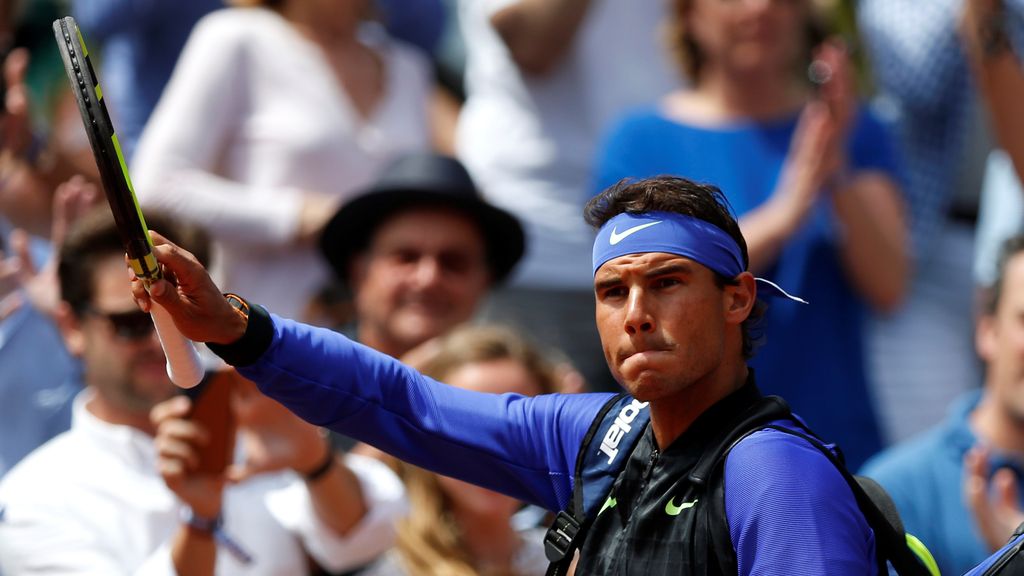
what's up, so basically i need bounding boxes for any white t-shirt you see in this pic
[456,0,679,289]
[132,8,432,320]
[0,391,408,575]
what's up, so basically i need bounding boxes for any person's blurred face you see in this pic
[978,253,1024,422]
[351,208,491,356]
[435,358,545,518]
[70,255,175,415]
[595,253,737,402]
[685,0,809,79]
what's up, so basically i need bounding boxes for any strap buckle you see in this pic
[544,510,581,563]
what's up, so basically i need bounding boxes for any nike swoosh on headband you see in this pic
[609,221,663,245]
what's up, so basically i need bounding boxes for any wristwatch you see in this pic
[224,293,250,321]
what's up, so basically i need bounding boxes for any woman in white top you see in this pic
[132,0,433,321]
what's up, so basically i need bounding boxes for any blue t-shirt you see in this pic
[594,106,902,469]
[861,392,1024,576]
[236,314,877,574]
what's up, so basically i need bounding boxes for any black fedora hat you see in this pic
[319,153,525,287]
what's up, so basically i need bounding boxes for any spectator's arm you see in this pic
[268,454,408,572]
[489,0,594,76]
[833,98,911,313]
[833,171,909,312]
[962,0,1024,184]
[301,451,368,537]
[170,526,216,576]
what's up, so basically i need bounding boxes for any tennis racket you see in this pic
[53,16,203,389]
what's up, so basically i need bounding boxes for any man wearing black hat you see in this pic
[319,152,525,360]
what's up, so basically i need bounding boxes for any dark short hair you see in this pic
[986,235,1024,314]
[58,208,210,316]
[585,176,765,358]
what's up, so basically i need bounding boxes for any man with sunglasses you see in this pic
[0,209,406,575]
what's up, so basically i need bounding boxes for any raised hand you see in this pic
[0,229,30,321]
[226,375,331,484]
[778,38,858,207]
[0,175,97,321]
[2,48,33,158]
[964,445,1024,551]
[811,39,857,149]
[130,231,246,345]
[151,395,226,519]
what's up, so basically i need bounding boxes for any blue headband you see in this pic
[593,211,807,303]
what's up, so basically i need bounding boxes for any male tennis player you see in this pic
[132,176,886,574]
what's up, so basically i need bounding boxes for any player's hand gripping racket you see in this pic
[53,17,204,388]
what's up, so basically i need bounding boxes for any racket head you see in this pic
[52,16,159,280]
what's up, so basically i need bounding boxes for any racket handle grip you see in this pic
[150,303,204,389]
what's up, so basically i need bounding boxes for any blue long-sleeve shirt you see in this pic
[226,311,876,574]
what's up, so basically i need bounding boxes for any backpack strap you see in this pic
[544,393,650,576]
[760,424,935,576]
[964,522,1024,575]
[689,395,792,575]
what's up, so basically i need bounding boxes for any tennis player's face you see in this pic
[595,253,731,402]
[76,255,175,414]
[978,252,1024,422]
[352,208,490,357]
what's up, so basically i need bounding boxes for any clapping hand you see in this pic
[770,39,857,234]
[151,395,226,519]
[226,376,332,484]
[964,445,1024,551]
[2,48,32,158]
[0,175,97,321]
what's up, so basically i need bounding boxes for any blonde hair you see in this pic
[391,325,558,575]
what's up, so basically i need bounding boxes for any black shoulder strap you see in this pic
[544,393,650,576]
[690,396,792,576]
[969,522,1024,575]
[760,424,933,576]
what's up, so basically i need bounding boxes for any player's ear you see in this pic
[55,301,86,357]
[723,272,756,325]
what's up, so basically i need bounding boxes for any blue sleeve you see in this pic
[848,107,905,187]
[592,108,661,195]
[962,532,1024,576]
[725,429,878,576]
[237,315,611,511]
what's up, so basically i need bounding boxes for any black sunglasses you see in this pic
[85,308,155,341]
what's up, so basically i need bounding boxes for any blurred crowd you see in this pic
[0,0,1023,574]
